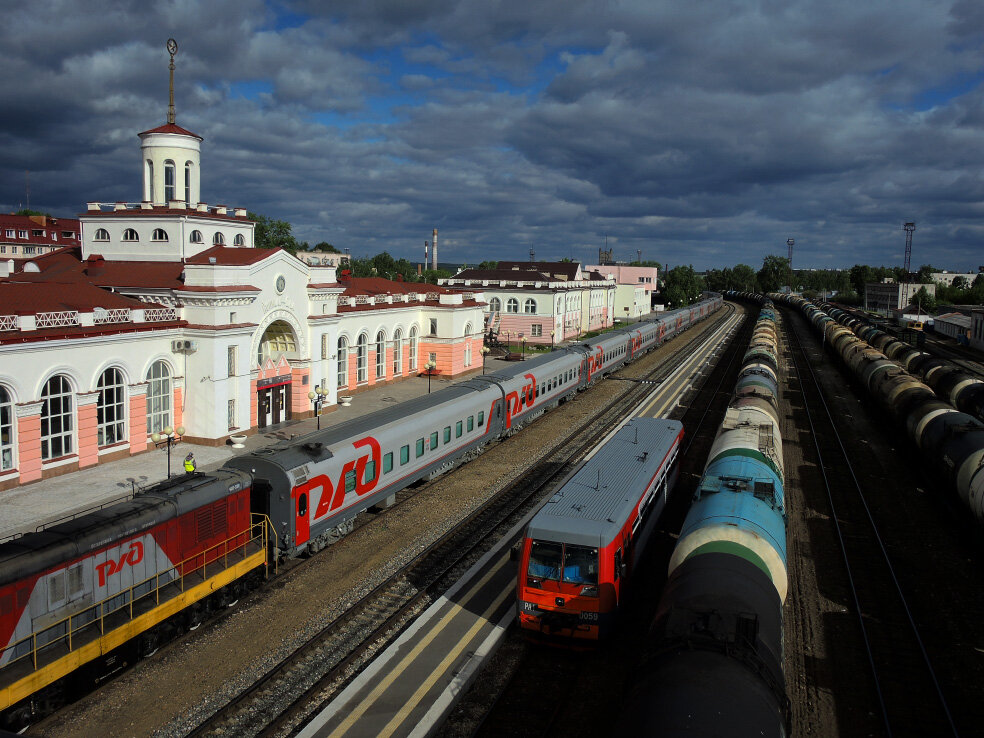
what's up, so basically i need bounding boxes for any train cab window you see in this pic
[456,421,463,438]
[443,426,452,443]
[416,439,425,458]
[478,411,485,426]
[562,545,599,586]
[430,431,439,449]
[364,460,377,483]
[401,445,410,465]
[467,416,474,432]
[345,470,356,493]
[383,452,393,473]
[298,493,308,517]
[527,540,563,581]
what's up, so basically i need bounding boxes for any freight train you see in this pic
[515,418,684,642]
[620,296,791,737]
[0,294,723,730]
[771,293,984,523]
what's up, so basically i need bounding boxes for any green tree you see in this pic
[912,286,936,312]
[663,265,705,306]
[478,260,499,270]
[951,276,969,290]
[249,211,300,254]
[916,264,938,283]
[311,241,340,253]
[757,255,789,293]
[421,268,453,284]
[15,208,51,217]
[849,264,876,296]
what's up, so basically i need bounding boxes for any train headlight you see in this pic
[579,585,599,597]
[526,577,542,588]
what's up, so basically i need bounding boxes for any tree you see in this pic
[478,260,499,269]
[916,264,938,283]
[15,208,51,217]
[663,265,704,306]
[249,211,300,254]
[951,276,969,290]
[311,241,340,253]
[912,286,936,313]
[849,264,875,296]
[757,255,789,293]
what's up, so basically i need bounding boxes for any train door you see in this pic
[292,484,310,546]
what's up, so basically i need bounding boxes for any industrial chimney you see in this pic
[432,228,438,271]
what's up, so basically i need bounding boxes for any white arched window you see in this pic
[122,229,139,242]
[393,329,403,376]
[233,234,245,246]
[375,331,386,379]
[41,375,74,460]
[464,323,473,367]
[357,333,368,383]
[409,326,419,371]
[489,297,501,312]
[0,386,13,470]
[213,232,225,245]
[337,337,349,390]
[97,368,126,446]
[184,161,193,205]
[146,160,154,202]
[190,230,203,243]
[524,298,537,314]
[146,361,172,434]
[507,297,519,313]
[93,228,109,241]
[164,160,176,203]
[152,228,168,242]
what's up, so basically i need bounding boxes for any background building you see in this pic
[0,214,80,259]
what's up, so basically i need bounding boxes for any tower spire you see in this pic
[166,38,177,124]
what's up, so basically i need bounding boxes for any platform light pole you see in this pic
[150,425,185,478]
[550,330,555,350]
[480,346,490,372]
[521,337,527,359]
[307,386,326,429]
[424,360,437,393]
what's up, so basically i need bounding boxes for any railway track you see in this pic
[782,307,958,738]
[184,305,738,738]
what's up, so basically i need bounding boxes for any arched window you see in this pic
[184,161,193,205]
[122,229,139,242]
[392,329,403,375]
[233,234,245,246]
[0,386,13,470]
[164,160,176,203]
[257,321,297,365]
[409,326,419,371]
[507,297,519,313]
[152,228,168,241]
[464,323,473,367]
[190,230,203,244]
[357,333,368,383]
[337,337,349,390]
[489,297,501,313]
[146,361,172,434]
[146,160,154,202]
[213,232,225,245]
[41,375,73,460]
[93,228,110,241]
[524,298,537,314]
[97,368,126,446]
[375,330,386,379]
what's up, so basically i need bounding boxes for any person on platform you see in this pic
[184,453,197,474]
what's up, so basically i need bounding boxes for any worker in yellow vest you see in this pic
[184,453,197,474]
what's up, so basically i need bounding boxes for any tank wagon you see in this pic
[772,294,984,523]
[515,418,684,641]
[620,295,790,737]
[1,296,723,729]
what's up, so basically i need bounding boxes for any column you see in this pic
[15,401,42,483]
[77,391,100,469]
[128,383,148,454]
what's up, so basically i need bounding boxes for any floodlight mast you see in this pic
[902,222,916,308]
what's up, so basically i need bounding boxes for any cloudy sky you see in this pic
[2,0,982,271]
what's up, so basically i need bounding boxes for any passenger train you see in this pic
[0,294,723,729]
[621,296,791,737]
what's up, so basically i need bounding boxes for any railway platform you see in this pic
[0,358,517,539]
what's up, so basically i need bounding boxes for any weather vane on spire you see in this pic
[166,38,178,125]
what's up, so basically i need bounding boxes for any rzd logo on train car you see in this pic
[501,373,537,429]
[299,436,383,521]
[95,540,144,586]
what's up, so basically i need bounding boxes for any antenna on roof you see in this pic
[166,39,178,125]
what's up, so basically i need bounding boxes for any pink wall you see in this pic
[17,412,41,483]
[128,393,147,454]
[77,402,99,469]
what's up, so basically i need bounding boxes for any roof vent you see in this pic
[209,257,217,264]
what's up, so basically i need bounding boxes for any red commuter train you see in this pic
[516,418,683,641]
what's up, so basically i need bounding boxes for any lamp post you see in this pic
[521,337,527,360]
[307,386,326,430]
[150,425,185,478]
[481,346,490,373]
[550,330,555,350]
[424,360,437,393]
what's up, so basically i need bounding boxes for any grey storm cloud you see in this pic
[1,0,982,270]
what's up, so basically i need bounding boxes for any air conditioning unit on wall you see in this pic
[171,339,199,353]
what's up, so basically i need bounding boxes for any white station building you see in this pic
[0,74,485,493]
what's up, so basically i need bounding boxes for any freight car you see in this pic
[515,418,684,641]
[774,293,984,523]
[620,296,790,737]
[1,294,723,729]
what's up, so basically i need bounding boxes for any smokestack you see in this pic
[432,228,438,271]
[424,241,429,268]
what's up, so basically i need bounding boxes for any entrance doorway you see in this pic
[257,380,291,429]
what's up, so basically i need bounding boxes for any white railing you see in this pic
[407,293,419,302]
[355,295,371,305]
[143,307,178,322]
[36,311,80,328]
[462,292,475,301]
[426,292,439,301]
[0,315,18,331]
[94,308,131,324]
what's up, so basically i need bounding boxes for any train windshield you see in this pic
[527,540,598,585]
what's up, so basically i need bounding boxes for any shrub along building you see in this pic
[0,52,484,492]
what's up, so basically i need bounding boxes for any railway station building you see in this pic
[0,101,485,492]
[442,261,616,345]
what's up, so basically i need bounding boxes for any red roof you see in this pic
[0,277,155,315]
[185,245,277,266]
[138,123,203,140]
[341,277,461,296]
[0,214,80,247]
[83,257,186,290]
[82,206,249,222]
